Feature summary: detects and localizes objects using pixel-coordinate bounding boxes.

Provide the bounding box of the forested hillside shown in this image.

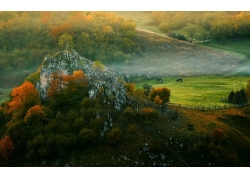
[0,12,136,86]
[151,12,250,42]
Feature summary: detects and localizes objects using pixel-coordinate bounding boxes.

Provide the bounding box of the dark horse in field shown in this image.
[176,78,183,82]
[156,78,163,83]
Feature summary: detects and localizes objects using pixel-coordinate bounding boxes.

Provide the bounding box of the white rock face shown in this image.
[36,50,126,109]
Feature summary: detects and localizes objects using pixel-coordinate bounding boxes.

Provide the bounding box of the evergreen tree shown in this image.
[232,91,244,104]
[228,90,235,103]
[240,89,247,103]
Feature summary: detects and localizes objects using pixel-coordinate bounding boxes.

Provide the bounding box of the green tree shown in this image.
[58,33,74,50]
[25,66,41,85]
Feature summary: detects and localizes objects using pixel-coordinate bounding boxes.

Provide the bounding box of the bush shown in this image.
[212,128,225,144]
[139,108,159,121]
[106,127,123,145]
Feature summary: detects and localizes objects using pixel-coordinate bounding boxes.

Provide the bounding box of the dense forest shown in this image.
[0,11,136,77]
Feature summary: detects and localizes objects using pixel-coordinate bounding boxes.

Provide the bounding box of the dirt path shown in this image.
[135,28,167,37]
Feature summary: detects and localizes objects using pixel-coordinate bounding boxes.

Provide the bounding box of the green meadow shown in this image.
[132,75,250,107]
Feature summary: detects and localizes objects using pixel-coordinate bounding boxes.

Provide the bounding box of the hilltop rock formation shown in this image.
[36,50,126,110]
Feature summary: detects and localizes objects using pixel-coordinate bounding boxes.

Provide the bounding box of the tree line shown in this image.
[151,12,250,42]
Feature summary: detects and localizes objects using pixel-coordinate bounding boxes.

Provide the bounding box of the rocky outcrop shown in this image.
[36,50,126,110]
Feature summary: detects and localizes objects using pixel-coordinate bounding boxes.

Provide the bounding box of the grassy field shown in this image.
[132,75,250,107]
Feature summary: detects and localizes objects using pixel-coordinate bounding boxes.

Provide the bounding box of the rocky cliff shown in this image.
[36,50,126,110]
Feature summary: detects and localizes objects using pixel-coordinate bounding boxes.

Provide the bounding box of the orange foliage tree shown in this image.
[7,81,39,114]
[154,95,163,105]
[0,136,15,160]
[62,70,88,89]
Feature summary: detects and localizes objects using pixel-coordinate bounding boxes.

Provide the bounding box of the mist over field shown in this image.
[108,30,248,78]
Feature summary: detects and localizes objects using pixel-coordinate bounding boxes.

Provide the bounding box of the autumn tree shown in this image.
[0,136,15,160]
[124,82,135,94]
[24,105,46,127]
[7,81,39,114]
[150,87,170,103]
[47,70,65,98]
[154,95,163,105]
[48,70,89,110]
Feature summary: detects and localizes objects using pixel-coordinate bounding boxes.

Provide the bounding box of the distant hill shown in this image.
[108,28,247,77]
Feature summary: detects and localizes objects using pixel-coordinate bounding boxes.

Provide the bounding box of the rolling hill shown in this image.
[108,28,248,78]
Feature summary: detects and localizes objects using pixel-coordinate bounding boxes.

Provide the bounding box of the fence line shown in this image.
[166,102,248,110]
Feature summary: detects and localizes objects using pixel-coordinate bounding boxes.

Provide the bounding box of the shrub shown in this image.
[106,127,123,145]
[212,128,225,144]
[139,108,159,121]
